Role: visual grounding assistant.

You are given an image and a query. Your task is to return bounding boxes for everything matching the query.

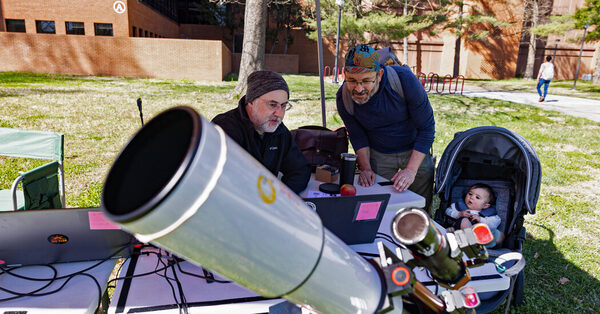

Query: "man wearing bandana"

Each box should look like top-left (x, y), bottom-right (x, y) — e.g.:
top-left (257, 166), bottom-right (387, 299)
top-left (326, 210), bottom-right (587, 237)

top-left (336, 45), bottom-right (436, 212)
top-left (212, 70), bottom-right (310, 194)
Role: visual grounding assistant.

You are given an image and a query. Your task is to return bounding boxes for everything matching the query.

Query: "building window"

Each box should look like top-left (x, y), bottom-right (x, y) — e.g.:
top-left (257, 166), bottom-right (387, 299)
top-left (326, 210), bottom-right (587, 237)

top-left (132, 26), bottom-right (137, 37)
top-left (94, 23), bottom-right (113, 36)
top-left (139, 0), bottom-right (177, 21)
top-left (5, 19), bottom-right (26, 32)
top-left (36, 20), bottom-right (56, 34)
top-left (139, 28), bottom-right (143, 37)
top-left (150, 32), bottom-right (154, 37)
top-left (65, 22), bottom-right (85, 35)
top-left (144, 30), bottom-right (148, 37)
top-left (234, 33), bottom-right (243, 53)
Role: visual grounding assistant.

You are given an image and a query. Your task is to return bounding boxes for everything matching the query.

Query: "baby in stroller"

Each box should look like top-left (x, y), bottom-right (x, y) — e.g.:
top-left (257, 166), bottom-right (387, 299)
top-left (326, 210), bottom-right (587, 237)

top-left (434, 126), bottom-right (542, 312)
top-left (445, 183), bottom-right (504, 248)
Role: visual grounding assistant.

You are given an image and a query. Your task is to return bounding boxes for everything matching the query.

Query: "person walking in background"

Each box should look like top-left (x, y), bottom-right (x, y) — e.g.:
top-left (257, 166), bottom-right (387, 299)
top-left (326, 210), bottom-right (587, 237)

top-left (537, 56), bottom-right (554, 102)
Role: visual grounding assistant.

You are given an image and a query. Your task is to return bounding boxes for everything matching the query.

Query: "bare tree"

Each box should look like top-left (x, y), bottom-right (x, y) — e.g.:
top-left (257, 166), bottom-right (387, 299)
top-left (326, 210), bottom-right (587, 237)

top-left (523, 0), bottom-right (540, 79)
top-left (521, 0), bottom-right (554, 79)
top-left (230, 0), bottom-right (269, 98)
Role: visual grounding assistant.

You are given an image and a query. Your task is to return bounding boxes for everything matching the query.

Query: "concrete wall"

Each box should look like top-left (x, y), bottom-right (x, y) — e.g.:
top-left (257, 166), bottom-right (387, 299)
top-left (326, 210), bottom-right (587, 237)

top-left (0, 32), bottom-right (231, 81)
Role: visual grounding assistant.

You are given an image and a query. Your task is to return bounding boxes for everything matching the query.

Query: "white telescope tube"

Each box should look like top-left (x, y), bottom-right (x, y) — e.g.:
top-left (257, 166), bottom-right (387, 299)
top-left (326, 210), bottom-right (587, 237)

top-left (102, 106), bottom-right (384, 313)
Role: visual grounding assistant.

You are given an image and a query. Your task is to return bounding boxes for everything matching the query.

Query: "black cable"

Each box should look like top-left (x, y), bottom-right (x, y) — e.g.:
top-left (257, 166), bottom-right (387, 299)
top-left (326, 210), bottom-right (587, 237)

top-left (149, 249), bottom-right (184, 314)
top-left (0, 242), bottom-right (133, 282)
top-left (174, 260), bottom-right (231, 284)
top-left (169, 259), bottom-right (189, 314)
top-left (137, 98), bottom-right (144, 126)
top-left (376, 233), bottom-right (405, 248)
top-left (0, 265), bottom-right (58, 302)
top-left (0, 244), bottom-right (121, 307)
top-left (0, 272), bottom-right (101, 304)
top-left (106, 261), bottom-right (172, 287)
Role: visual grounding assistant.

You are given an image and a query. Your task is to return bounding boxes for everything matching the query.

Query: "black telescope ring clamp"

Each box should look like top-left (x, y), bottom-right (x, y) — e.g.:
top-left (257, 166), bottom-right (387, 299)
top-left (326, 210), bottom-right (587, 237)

top-left (391, 207), bottom-right (471, 290)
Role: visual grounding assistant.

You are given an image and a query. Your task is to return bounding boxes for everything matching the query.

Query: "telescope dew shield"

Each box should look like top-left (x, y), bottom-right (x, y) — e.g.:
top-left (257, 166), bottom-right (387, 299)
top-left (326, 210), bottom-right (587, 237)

top-left (101, 106), bottom-right (384, 313)
top-left (391, 208), bottom-right (469, 289)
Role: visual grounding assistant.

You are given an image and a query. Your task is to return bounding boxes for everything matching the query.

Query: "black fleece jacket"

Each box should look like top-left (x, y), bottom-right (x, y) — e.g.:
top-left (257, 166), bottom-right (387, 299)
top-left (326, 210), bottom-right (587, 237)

top-left (211, 97), bottom-right (310, 194)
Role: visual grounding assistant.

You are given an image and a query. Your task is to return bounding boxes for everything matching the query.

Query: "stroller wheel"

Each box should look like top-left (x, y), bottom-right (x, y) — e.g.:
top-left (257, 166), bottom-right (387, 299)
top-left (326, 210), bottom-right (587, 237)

top-left (513, 270), bottom-right (525, 306)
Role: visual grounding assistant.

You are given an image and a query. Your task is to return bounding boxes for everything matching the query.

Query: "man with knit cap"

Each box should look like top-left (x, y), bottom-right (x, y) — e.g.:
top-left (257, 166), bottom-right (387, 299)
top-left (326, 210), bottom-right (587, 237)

top-left (212, 70), bottom-right (310, 194)
top-left (337, 45), bottom-right (435, 212)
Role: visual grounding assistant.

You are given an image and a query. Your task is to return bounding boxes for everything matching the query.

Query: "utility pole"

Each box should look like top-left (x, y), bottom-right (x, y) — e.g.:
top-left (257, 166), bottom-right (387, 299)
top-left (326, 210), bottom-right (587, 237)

top-left (572, 23), bottom-right (589, 90)
top-left (316, 0), bottom-right (326, 127)
top-left (333, 0), bottom-right (344, 84)
top-left (403, 0), bottom-right (408, 64)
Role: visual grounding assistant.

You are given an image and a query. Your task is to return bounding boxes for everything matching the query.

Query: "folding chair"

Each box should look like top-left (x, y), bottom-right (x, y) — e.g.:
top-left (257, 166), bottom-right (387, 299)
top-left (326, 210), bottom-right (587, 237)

top-left (0, 128), bottom-right (65, 210)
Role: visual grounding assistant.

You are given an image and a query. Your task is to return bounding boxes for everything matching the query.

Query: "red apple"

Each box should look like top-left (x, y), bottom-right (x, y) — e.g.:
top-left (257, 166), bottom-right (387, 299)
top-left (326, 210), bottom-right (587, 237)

top-left (340, 184), bottom-right (357, 196)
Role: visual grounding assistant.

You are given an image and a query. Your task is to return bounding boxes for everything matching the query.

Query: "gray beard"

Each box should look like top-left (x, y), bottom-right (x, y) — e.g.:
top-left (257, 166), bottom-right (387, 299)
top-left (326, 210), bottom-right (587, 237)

top-left (257, 119), bottom-right (282, 133)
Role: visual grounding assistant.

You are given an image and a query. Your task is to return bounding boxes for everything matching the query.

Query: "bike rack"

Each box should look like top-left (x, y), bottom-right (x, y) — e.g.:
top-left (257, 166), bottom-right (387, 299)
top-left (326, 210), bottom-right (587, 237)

top-left (418, 72), bottom-right (465, 95)
top-left (426, 72), bottom-right (438, 93)
top-left (439, 74), bottom-right (452, 93)
top-left (417, 72), bottom-right (427, 88)
top-left (455, 75), bottom-right (465, 95)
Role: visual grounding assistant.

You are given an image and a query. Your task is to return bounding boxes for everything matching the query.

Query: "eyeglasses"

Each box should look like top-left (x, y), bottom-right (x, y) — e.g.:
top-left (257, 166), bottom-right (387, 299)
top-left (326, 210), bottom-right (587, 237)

top-left (345, 77), bottom-right (377, 89)
top-left (255, 94), bottom-right (293, 112)
top-left (265, 100), bottom-right (293, 112)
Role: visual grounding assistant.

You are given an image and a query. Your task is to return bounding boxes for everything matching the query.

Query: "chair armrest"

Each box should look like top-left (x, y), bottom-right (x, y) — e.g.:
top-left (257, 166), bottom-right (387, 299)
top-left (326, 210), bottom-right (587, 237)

top-left (9, 174), bottom-right (26, 210)
top-left (10, 161), bottom-right (61, 210)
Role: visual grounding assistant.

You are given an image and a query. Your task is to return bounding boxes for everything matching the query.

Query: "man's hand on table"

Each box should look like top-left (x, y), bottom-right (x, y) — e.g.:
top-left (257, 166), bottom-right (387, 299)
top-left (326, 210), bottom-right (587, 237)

top-left (357, 169), bottom-right (376, 187)
top-left (391, 168), bottom-right (416, 191)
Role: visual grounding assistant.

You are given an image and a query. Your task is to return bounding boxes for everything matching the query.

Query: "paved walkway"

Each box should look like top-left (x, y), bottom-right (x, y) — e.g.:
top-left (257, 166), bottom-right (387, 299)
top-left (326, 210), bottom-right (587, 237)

top-left (461, 90), bottom-right (600, 123)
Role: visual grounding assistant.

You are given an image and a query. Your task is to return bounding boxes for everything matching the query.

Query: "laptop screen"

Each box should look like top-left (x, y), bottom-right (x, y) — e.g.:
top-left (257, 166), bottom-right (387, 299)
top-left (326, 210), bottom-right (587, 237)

top-left (303, 194), bottom-right (391, 245)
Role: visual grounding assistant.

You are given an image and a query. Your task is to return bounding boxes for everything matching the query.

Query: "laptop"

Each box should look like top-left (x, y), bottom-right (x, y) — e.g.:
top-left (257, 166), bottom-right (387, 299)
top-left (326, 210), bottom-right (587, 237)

top-left (303, 194), bottom-right (391, 245)
top-left (0, 207), bottom-right (133, 266)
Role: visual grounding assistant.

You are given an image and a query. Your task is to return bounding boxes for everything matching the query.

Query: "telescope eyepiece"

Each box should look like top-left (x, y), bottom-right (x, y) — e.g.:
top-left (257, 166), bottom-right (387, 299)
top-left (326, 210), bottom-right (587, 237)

top-left (392, 208), bottom-right (429, 244)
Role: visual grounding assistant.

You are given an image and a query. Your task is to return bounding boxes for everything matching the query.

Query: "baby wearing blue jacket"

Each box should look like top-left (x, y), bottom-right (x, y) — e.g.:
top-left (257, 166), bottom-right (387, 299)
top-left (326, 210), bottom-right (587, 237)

top-left (445, 183), bottom-right (503, 247)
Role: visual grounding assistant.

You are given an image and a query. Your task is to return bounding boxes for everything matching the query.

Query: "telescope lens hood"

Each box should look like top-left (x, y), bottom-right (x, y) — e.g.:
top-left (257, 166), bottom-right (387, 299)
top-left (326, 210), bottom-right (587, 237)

top-left (102, 106), bottom-right (201, 222)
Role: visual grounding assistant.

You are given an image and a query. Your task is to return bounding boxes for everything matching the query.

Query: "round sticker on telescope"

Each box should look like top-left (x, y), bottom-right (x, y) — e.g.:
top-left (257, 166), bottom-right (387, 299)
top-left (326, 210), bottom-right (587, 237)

top-left (257, 175), bottom-right (276, 204)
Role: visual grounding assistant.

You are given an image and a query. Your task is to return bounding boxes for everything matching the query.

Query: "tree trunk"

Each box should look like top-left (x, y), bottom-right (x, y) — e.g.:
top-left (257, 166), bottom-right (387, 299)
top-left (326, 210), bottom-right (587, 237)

top-left (230, 0), bottom-right (268, 99)
top-left (283, 26), bottom-right (290, 55)
top-left (524, 0), bottom-right (539, 79)
top-left (452, 3), bottom-right (463, 78)
top-left (594, 45), bottom-right (600, 85)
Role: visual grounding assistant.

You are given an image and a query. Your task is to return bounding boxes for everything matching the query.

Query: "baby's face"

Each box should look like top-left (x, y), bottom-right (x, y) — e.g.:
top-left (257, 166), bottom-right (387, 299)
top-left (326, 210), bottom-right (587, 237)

top-left (465, 188), bottom-right (491, 211)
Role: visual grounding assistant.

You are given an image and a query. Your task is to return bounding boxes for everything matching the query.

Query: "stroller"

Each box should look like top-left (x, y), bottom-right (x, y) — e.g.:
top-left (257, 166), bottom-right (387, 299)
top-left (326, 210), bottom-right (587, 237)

top-left (433, 126), bottom-right (542, 313)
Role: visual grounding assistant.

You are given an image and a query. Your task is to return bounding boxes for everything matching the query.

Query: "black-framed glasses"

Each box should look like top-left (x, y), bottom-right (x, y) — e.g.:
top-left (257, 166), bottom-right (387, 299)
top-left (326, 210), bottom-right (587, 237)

top-left (345, 77), bottom-right (377, 89)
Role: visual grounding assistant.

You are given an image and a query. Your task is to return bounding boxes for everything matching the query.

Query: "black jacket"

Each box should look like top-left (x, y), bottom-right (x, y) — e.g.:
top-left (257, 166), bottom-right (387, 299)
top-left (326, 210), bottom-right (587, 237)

top-left (211, 97), bottom-right (311, 194)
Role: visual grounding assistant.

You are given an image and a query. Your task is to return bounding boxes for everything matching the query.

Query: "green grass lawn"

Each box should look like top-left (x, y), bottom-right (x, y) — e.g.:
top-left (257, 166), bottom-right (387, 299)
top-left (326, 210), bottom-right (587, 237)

top-left (1, 72), bottom-right (599, 313)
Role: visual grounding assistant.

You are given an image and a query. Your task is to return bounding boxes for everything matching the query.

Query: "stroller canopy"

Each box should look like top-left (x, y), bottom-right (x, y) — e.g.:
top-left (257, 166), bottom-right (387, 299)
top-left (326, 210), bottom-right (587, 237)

top-left (435, 126), bottom-right (541, 214)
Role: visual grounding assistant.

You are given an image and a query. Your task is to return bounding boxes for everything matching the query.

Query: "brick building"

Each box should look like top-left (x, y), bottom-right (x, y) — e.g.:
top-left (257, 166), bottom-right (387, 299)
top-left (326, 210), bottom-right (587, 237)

top-left (0, 0), bottom-right (180, 38)
top-left (0, 0), bottom-right (596, 80)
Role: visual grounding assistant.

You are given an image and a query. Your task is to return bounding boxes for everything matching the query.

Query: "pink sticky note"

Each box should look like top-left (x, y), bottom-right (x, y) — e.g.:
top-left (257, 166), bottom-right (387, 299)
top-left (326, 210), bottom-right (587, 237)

top-left (89, 211), bottom-right (121, 230)
top-left (355, 201), bottom-right (382, 221)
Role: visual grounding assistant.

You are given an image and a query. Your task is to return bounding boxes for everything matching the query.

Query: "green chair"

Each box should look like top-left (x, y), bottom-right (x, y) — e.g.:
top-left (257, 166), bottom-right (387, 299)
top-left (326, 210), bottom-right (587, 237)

top-left (0, 128), bottom-right (65, 211)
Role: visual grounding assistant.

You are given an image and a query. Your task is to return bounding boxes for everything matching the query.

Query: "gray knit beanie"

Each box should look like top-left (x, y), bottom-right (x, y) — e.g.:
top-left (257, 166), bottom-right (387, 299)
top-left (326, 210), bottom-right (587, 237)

top-left (245, 71), bottom-right (289, 104)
